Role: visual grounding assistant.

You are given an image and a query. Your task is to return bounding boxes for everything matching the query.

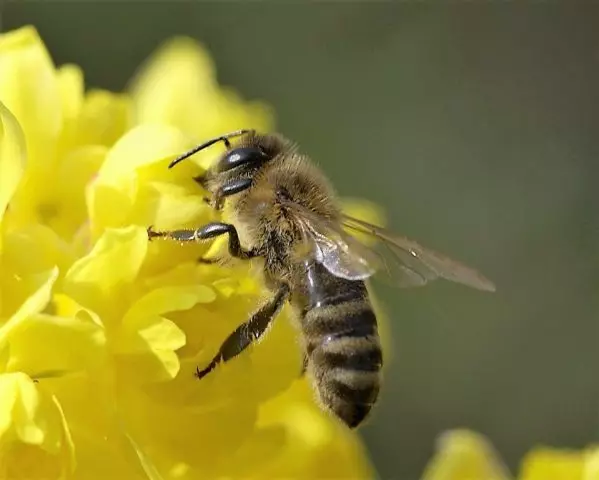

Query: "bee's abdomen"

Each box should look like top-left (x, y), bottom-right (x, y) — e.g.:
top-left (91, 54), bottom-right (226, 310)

top-left (303, 294), bottom-right (383, 428)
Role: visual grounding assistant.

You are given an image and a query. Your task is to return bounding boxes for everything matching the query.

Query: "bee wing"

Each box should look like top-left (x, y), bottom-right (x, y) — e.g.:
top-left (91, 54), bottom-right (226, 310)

top-left (341, 215), bottom-right (496, 292)
top-left (282, 201), bottom-right (380, 280)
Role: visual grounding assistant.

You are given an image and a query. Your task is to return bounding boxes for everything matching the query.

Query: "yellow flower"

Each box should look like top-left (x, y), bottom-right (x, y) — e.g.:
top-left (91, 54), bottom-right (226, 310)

top-left (0, 25), bottom-right (377, 478)
top-left (422, 429), bottom-right (599, 480)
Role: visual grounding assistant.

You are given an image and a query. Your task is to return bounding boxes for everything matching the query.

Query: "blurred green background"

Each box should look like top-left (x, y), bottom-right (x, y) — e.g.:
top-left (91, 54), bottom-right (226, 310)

top-left (3, 3), bottom-right (598, 478)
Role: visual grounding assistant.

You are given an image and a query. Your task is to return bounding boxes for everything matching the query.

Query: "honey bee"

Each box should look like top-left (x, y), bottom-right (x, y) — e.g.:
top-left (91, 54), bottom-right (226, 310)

top-left (148, 129), bottom-right (495, 428)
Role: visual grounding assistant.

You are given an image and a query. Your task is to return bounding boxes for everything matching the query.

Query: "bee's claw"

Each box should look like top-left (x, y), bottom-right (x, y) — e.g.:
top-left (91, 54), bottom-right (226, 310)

top-left (147, 225), bottom-right (157, 240)
top-left (198, 256), bottom-right (217, 264)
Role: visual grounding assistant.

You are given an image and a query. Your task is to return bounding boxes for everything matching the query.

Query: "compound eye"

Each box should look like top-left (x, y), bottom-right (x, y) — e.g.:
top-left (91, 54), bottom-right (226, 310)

top-left (217, 147), bottom-right (268, 173)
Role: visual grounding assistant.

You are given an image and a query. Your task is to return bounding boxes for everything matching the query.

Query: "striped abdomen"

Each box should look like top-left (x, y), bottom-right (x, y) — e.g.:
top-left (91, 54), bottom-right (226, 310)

top-left (299, 262), bottom-right (383, 428)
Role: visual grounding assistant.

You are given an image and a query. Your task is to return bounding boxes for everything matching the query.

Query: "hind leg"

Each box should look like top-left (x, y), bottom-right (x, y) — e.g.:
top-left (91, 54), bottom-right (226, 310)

top-left (195, 284), bottom-right (290, 379)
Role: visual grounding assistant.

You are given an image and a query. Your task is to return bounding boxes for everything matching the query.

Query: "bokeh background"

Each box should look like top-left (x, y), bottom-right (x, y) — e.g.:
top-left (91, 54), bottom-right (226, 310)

top-left (2, 3), bottom-right (598, 479)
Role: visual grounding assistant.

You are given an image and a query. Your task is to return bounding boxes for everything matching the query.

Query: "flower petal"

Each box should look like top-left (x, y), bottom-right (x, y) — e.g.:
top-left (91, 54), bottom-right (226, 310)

top-left (114, 285), bottom-right (215, 383)
top-left (97, 124), bottom-right (188, 183)
top-left (0, 373), bottom-right (75, 479)
top-left (6, 313), bottom-right (106, 377)
top-left (74, 90), bottom-right (131, 148)
top-left (421, 429), bottom-right (511, 480)
top-left (129, 37), bottom-right (273, 166)
top-left (0, 267), bottom-right (58, 337)
top-left (519, 447), bottom-right (585, 480)
top-left (57, 64), bottom-right (84, 122)
top-left (87, 124), bottom-right (190, 234)
top-left (0, 101), bottom-right (26, 230)
top-left (125, 285), bottom-right (216, 320)
top-left (64, 226), bottom-right (147, 316)
top-left (114, 315), bottom-right (185, 382)
top-left (0, 26), bottom-right (61, 166)
top-left (50, 394), bottom-right (76, 477)
top-left (247, 380), bottom-right (376, 479)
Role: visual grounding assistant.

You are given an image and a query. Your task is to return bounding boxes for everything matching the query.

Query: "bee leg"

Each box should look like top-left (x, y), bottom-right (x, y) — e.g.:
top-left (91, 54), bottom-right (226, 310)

top-left (300, 355), bottom-right (308, 377)
top-left (148, 222), bottom-right (256, 260)
top-left (211, 178), bottom-right (253, 211)
top-left (193, 173), bottom-right (208, 188)
top-left (195, 284), bottom-right (290, 379)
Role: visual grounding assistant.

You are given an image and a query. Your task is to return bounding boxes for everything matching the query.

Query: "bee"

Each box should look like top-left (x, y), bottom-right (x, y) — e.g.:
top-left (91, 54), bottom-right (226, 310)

top-left (147, 129), bottom-right (495, 428)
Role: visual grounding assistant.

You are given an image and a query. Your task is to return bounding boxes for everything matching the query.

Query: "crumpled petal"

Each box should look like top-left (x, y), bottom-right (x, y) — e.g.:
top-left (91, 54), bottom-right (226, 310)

top-left (0, 372), bottom-right (65, 449)
top-left (6, 313), bottom-right (106, 378)
top-left (0, 373), bottom-right (75, 479)
top-left (64, 226), bottom-right (147, 316)
top-left (0, 101), bottom-right (26, 232)
top-left (421, 429), bottom-right (512, 480)
top-left (114, 314), bottom-right (185, 383)
top-left (0, 26), bottom-right (61, 167)
top-left (0, 267), bottom-right (58, 337)
top-left (115, 285), bottom-right (215, 383)
top-left (87, 124), bottom-right (190, 234)
top-left (233, 380), bottom-right (376, 480)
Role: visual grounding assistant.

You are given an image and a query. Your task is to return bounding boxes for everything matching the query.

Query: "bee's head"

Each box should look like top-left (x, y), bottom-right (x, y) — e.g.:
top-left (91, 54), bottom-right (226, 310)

top-left (169, 130), bottom-right (294, 183)
top-left (214, 145), bottom-right (269, 174)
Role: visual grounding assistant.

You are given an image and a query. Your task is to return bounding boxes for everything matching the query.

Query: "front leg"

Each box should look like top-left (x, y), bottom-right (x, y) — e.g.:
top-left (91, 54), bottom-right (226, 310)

top-left (147, 222), bottom-right (256, 260)
top-left (211, 178), bottom-right (253, 211)
top-left (195, 284), bottom-right (290, 379)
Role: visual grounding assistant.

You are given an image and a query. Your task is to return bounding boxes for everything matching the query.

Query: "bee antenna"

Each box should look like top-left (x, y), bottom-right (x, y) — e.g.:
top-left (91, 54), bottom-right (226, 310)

top-left (168, 129), bottom-right (254, 169)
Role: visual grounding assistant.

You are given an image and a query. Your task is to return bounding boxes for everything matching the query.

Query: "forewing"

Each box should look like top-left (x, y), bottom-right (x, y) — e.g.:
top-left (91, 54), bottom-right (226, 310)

top-left (282, 202), bottom-right (379, 280)
top-left (342, 215), bottom-right (496, 292)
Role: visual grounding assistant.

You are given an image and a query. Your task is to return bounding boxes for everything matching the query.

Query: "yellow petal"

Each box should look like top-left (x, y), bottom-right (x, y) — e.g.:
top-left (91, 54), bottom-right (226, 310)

top-left (0, 373), bottom-right (42, 444)
top-left (44, 375), bottom-right (149, 480)
top-left (114, 315), bottom-right (185, 382)
top-left (117, 385), bottom-right (260, 478)
top-left (98, 124), bottom-right (188, 183)
top-left (128, 37), bottom-right (216, 142)
top-left (519, 447), bottom-right (585, 480)
top-left (52, 145), bottom-right (106, 238)
top-left (74, 89), bottom-right (131, 147)
top-left (421, 429), bottom-right (512, 480)
top-left (50, 394), bottom-right (76, 477)
top-left (0, 26), bottom-right (61, 166)
top-left (0, 341), bottom-right (9, 371)
top-left (0, 267), bottom-right (58, 337)
top-left (115, 285), bottom-right (214, 383)
top-left (6, 313), bottom-right (106, 377)
top-left (64, 226), bottom-right (147, 316)
top-left (125, 284), bottom-right (215, 320)
top-left (584, 448), bottom-right (599, 480)
top-left (57, 64), bottom-right (83, 122)
top-left (1, 224), bottom-right (76, 279)
top-left (87, 124), bottom-right (189, 234)
top-left (143, 181), bottom-right (208, 231)
top-left (0, 101), bottom-right (26, 230)
top-left (247, 380), bottom-right (376, 479)
top-left (129, 37), bottom-right (273, 165)
top-left (0, 373), bottom-right (74, 479)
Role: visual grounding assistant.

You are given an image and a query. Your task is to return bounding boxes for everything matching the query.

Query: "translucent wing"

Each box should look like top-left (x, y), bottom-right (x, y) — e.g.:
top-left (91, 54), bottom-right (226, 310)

top-left (280, 200), bottom-right (495, 291)
top-left (282, 201), bottom-right (380, 281)
top-left (342, 215), bottom-right (496, 292)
